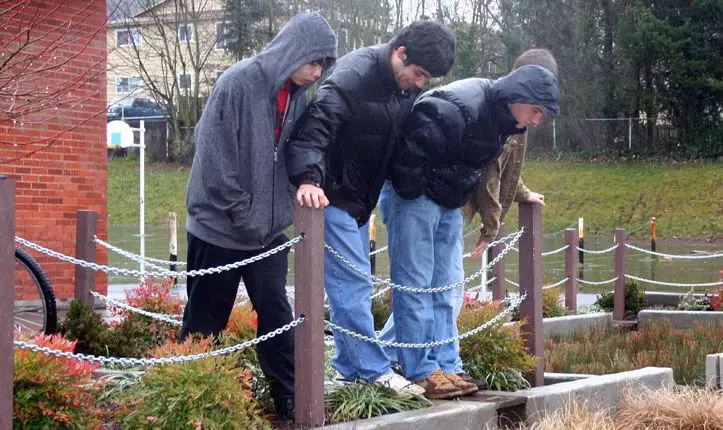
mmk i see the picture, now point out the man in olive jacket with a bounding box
[182,12,337,421]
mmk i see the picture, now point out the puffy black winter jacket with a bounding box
[390,65,559,209]
[286,44,418,226]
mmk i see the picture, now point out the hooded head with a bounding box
[491,64,560,132]
[256,12,338,93]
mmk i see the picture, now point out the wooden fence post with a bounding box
[294,205,325,426]
[0,176,15,429]
[614,229,627,321]
[489,226,506,301]
[519,202,544,387]
[74,211,96,308]
[564,228,578,313]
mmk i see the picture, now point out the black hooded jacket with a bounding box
[390,65,560,209]
[286,44,419,226]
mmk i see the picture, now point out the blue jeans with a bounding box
[325,205,390,381]
[381,183,464,381]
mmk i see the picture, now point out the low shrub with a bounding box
[13,333,104,429]
[59,300,114,356]
[458,298,536,391]
[325,383,431,423]
[595,281,646,317]
[542,287,567,318]
[111,337,271,429]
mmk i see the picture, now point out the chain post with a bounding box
[489,226,506,301]
[294,205,325,427]
[564,229,578,313]
[519,202,544,387]
[0,176,15,429]
[75,211,97,308]
[614,229,627,321]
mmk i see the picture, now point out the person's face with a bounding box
[389,46,431,90]
[508,103,546,128]
[290,62,324,86]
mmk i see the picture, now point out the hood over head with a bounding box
[255,12,338,94]
[492,64,560,117]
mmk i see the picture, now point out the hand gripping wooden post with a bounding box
[75,210,97,308]
[489,226,506,301]
[564,228,578,313]
[294,204,325,426]
[518,202,544,387]
[0,176,15,429]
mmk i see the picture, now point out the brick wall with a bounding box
[0,0,109,300]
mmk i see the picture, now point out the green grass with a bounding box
[109,158,722,239]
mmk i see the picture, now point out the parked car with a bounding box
[106,97,166,121]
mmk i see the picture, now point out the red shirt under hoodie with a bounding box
[275,80,292,142]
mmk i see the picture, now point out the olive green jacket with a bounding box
[462,132,531,242]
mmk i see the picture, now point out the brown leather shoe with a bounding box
[458,373,487,390]
[446,373,479,395]
[416,370,463,399]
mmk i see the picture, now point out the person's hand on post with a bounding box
[296,184,329,209]
[525,191,545,207]
[471,235,489,260]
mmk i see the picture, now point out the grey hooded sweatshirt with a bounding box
[186,13,337,250]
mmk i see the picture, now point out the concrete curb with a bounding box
[541,312,612,337]
[638,309,723,329]
[320,400,497,430]
[518,367,674,424]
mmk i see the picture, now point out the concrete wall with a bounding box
[638,310,723,329]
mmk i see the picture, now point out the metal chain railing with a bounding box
[94,235,188,266]
[541,245,570,257]
[576,244,618,254]
[15,235,302,278]
[505,278,520,287]
[324,228,524,294]
[624,243,723,260]
[466,276,497,293]
[90,291,183,325]
[624,274,723,288]
[577,277,619,286]
[542,277,570,290]
[13,316,304,367]
[369,245,388,256]
[325,293,526,349]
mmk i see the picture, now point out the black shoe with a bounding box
[275,397,295,423]
[459,373,487,390]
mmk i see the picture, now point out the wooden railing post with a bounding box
[614,229,627,321]
[74,210,97,308]
[519,202,544,387]
[0,176,15,429]
[564,228,578,313]
[489,226,506,301]
[294,205,325,426]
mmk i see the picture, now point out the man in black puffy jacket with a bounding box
[286,21,455,396]
[378,65,560,399]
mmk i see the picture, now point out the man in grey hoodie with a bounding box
[181,12,337,421]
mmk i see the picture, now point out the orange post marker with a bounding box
[650,217,657,252]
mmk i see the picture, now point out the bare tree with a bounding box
[109,0,233,161]
[0,0,109,163]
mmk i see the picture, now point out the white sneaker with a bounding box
[375,371,425,396]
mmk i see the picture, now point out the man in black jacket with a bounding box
[286,21,455,396]
[378,65,560,399]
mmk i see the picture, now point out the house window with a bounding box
[215,22,235,50]
[178,23,193,42]
[116,76,142,94]
[179,72,192,90]
[116,28,142,47]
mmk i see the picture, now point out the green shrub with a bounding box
[112,338,271,429]
[59,299,114,356]
[542,288,568,318]
[457,299,536,391]
[325,383,431,423]
[13,333,104,429]
[371,291,392,331]
[595,281,646,315]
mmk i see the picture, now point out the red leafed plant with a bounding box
[117,277,183,318]
[13,332,104,428]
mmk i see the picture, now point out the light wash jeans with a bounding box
[378,182,464,381]
[325,205,390,381]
